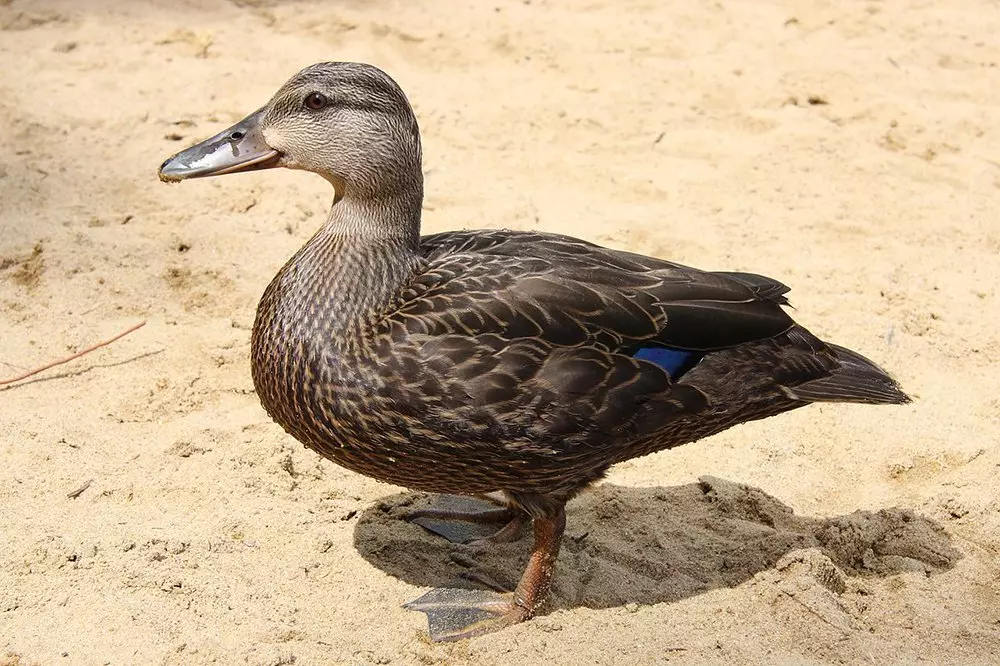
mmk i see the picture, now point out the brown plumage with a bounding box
[159,62,909,641]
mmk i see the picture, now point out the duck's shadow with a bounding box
[353,476,959,611]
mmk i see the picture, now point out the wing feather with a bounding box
[390,230,795,351]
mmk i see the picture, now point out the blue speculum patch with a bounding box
[631,346,701,379]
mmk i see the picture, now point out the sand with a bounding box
[1,0,998,663]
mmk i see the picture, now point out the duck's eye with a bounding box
[304,92,329,111]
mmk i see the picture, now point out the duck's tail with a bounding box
[783,344,911,405]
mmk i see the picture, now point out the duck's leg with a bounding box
[407,495,528,545]
[404,505,566,641]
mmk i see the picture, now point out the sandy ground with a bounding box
[2,0,999,663]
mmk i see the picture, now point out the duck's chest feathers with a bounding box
[248,230,432,480]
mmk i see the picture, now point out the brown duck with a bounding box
[159,62,908,641]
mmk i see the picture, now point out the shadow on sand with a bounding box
[353,476,959,612]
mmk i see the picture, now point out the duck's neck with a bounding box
[255,187,424,355]
[325,187,422,252]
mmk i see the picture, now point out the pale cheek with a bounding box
[263,122,337,174]
[262,125,295,155]
[263,126,306,169]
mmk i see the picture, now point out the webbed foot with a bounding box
[404,506,567,641]
[403,588,529,641]
[407,494,527,545]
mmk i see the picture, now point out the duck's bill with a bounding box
[158,108,281,182]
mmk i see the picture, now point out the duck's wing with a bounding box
[404,229,795,352]
[371,230,809,454]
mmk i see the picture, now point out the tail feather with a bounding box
[784,344,910,405]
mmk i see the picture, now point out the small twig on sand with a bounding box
[67,479,93,499]
[0,321,146,386]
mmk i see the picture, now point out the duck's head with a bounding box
[159,62,422,201]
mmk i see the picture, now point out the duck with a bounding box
[159,62,909,641]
